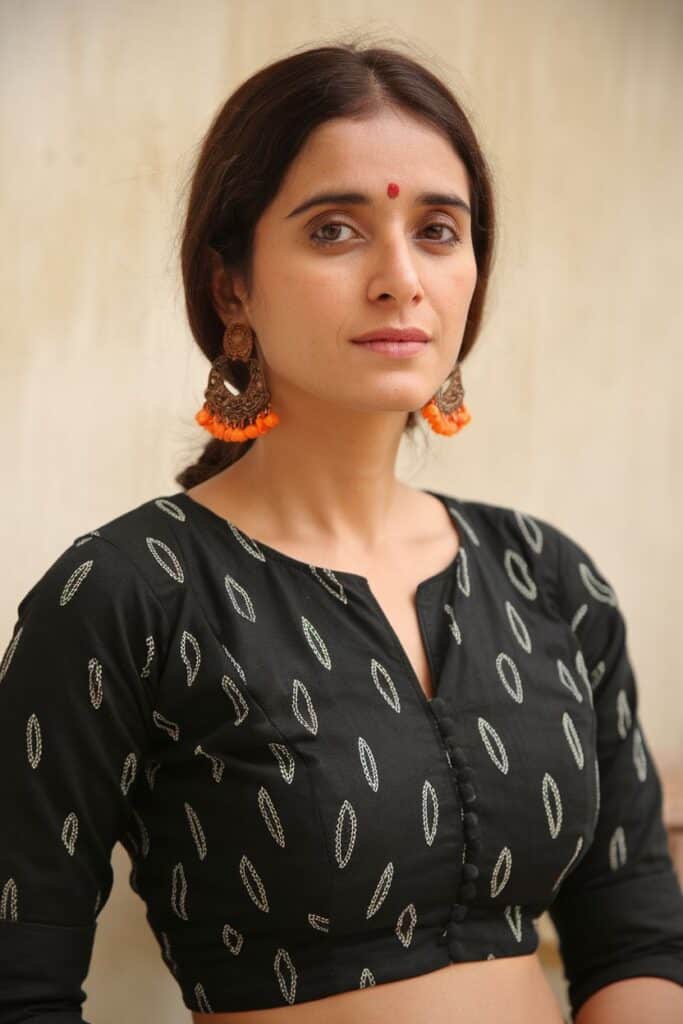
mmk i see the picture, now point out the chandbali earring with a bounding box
[194,322,280,441]
[421,362,472,436]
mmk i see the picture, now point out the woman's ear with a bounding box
[208,248,247,323]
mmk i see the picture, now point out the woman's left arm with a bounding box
[545,525,683,1022]
[575,975,683,1023]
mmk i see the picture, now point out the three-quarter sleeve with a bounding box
[547,527,683,1020]
[0,533,168,1023]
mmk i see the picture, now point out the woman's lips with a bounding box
[351,339,428,356]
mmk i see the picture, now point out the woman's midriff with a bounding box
[191,952,567,1023]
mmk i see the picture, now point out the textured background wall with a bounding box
[1,1,681,1020]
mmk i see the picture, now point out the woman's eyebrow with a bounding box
[285,189,471,219]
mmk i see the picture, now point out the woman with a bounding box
[1,40,682,1024]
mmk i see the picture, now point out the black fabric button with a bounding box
[439,715,456,735]
[447,920,462,941]
[448,939,465,960]
[463,862,479,881]
[451,747,468,768]
[468,835,482,853]
[466,823,481,841]
[451,903,468,922]
[461,783,477,803]
[460,881,477,901]
[463,811,478,828]
[458,765,475,782]
[430,697,448,715]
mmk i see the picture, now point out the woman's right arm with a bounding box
[0,532,168,1022]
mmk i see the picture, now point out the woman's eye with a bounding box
[309,220,461,247]
[310,221,357,245]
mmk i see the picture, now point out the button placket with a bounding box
[429,696,480,959]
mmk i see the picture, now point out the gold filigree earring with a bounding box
[421,362,471,436]
[195,323,280,441]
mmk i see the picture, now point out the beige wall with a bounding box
[1,1,681,1020]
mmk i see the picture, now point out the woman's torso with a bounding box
[187,479,567,1023]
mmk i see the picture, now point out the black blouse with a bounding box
[1,488,682,1022]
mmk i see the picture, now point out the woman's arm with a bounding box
[575,975,683,1024]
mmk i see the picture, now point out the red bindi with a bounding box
[386,182,400,198]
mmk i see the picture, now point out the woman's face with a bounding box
[228,106,478,424]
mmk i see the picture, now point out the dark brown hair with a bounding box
[174,36,497,490]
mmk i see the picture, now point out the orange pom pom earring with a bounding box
[194,322,280,442]
[420,362,472,436]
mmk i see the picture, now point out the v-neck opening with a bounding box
[170,487,464,594]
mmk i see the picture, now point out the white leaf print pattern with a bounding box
[62,811,79,856]
[146,537,184,583]
[360,967,376,987]
[154,497,186,522]
[152,710,180,741]
[239,854,270,913]
[562,711,584,769]
[0,878,19,920]
[444,603,462,643]
[145,760,161,790]
[194,982,212,1012]
[575,649,593,706]
[26,713,42,769]
[579,562,617,606]
[503,549,537,601]
[120,752,138,795]
[185,802,207,860]
[633,725,647,781]
[301,616,332,670]
[542,772,563,838]
[228,523,267,562]
[140,635,155,679]
[308,913,330,932]
[258,786,286,847]
[59,560,93,605]
[222,923,244,954]
[269,742,296,784]
[370,659,401,713]
[309,566,349,604]
[456,546,471,596]
[504,903,523,942]
[513,509,544,555]
[557,659,583,703]
[396,903,417,947]
[221,674,249,726]
[505,600,532,654]
[223,643,247,682]
[291,679,318,735]
[224,573,256,622]
[358,737,379,792]
[448,504,480,546]
[180,630,201,686]
[490,846,512,898]
[0,624,23,682]
[366,861,394,919]
[551,835,584,892]
[194,744,225,783]
[616,689,632,739]
[609,825,627,870]
[274,947,297,1005]
[478,717,509,774]
[88,657,103,709]
[496,652,524,703]
[421,780,439,846]
[335,799,357,868]
[171,864,189,921]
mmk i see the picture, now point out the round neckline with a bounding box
[170,487,464,592]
